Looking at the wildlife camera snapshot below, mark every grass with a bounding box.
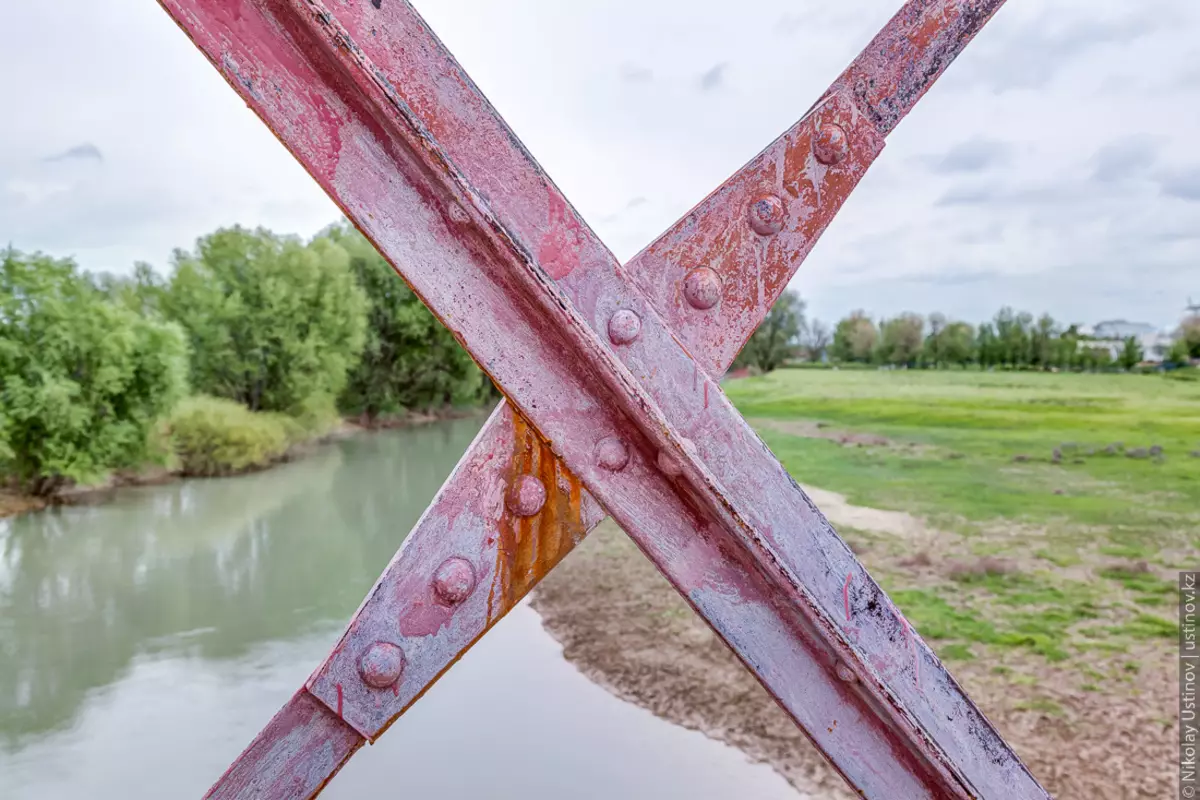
[725,368,1199,667]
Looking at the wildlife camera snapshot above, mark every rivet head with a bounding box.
[448,202,469,224]
[657,450,683,478]
[507,475,546,517]
[359,641,405,689]
[747,194,785,236]
[607,309,642,345]
[682,267,722,310]
[433,557,476,605]
[814,123,849,165]
[835,662,857,683]
[595,437,630,471]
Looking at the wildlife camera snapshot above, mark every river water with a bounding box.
[0,419,800,799]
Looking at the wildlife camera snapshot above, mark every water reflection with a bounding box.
[1,418,802,800]
[0,419,485,746]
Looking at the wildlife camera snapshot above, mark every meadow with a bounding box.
[727,368,1199,666]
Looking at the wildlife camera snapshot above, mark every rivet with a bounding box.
[433,557,476,605]
[835,662,857,683]
[448,202,469,223]
[814,123,849,166]
[747,194,785,236]
[657,450,683,478]
[359,641,405,689]
[507,474,546,517]
[595,437,630,472]
[607,309,642,345]
[682,267,722,310]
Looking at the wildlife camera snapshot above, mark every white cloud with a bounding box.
[1,0,1197,329]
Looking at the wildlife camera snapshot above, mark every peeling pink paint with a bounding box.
[153,1,1046,798]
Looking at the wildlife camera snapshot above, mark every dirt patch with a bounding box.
[801,483,934,544]
[532,520,1176,799]
[754,417,891,448]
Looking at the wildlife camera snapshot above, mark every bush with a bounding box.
[168,396,302,476]
[0,248,188,493]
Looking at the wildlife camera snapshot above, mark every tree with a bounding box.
[736,290,806,373]
[939,321,976,367]
[1167,337,1192,366]
[831,311,878,363]
[1180,315,1200,359]
[1118,336,1145,370]
[0,248,188,493]
[1030,314,1058,369]
[925,313,947,367]
[321,223,488,418]
[876,313,925,366]
[161,227,368,419]
[803,319,831,362]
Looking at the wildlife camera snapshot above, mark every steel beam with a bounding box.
[154,1,1045,797]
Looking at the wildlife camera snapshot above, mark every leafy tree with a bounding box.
[321,223,487,418]
[1119,336,1145,370]
[736,290,806,373]
[925,313,947,366]
[1167,337,1192,365]
[939,321,976,367]
[831,311,878,363]
[975,323,999,368]
[1030,314,1058,369]
[1180,315,1200,359]
[803,319,832,362]
[161,227,368,419]
[0,248,188,493]
[876,313,925,366]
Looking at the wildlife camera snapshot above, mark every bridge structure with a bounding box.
[152,1,1052,797]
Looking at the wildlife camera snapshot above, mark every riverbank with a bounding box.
[531,368,1192,799]
[532,517,1174,800]
[0,406,490,521]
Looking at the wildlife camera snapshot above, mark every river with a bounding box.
[0,419,801,799]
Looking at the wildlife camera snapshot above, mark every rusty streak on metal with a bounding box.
[151,0,1047,798]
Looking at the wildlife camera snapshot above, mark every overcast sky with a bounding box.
[3,0,1198,329]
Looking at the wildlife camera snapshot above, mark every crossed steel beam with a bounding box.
[156,0,1051,797]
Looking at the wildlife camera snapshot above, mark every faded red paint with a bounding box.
[151,1,1049,799]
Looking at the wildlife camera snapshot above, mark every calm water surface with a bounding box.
[1,419,800,799]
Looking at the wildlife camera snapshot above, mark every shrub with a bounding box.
[167,396,301,476]
[0,248,188,493]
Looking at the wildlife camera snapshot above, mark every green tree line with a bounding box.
[733,293,1199,375]
[1,223,490,494]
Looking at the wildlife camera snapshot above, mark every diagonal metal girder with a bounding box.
[155,1,1050,798]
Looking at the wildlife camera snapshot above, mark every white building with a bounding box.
[1076,320,1175,363]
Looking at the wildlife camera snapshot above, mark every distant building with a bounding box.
[1075,319,1174,363]
[1091,320,1159,339]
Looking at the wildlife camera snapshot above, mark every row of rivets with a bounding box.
[678,121,849,313]
[358,554,481,690]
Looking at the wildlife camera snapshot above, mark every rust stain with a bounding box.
[488,408,587,619]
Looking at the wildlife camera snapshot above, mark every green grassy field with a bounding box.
[727,368,1200,676]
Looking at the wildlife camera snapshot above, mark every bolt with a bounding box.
[596,437,630,472]
[813,123,849,166]
[747,194,785,236]
[607,309,642,345]
[507,474,546,517]
[835,662,857,684]
[657,450,683,478]
[682,267,722,310]
[433,557,476,605]
[359,641,405,689]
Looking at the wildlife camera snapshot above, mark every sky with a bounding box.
[2,0,1198,330]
